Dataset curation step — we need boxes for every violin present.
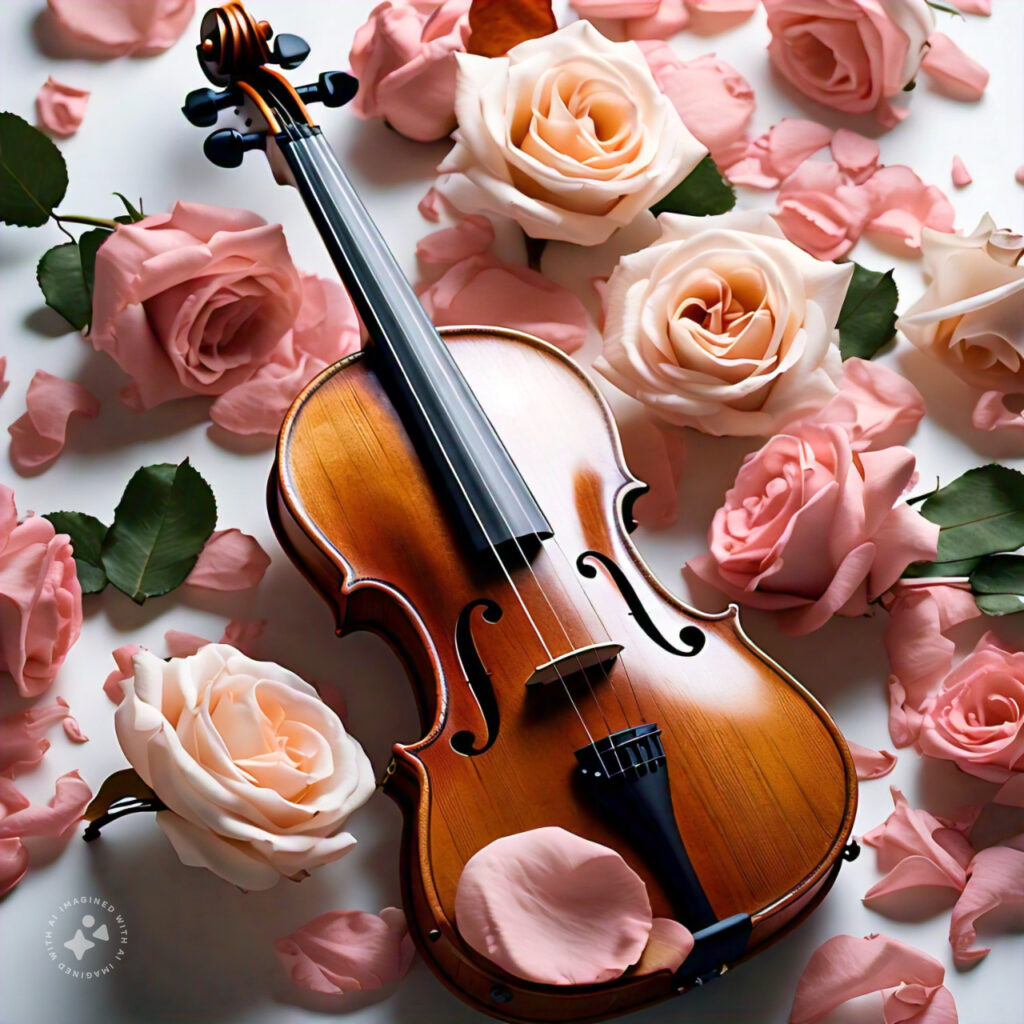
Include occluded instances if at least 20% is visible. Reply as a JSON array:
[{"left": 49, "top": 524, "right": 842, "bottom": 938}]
[{"left": 184, "top": 5, "right": 857, "bottom": 1020}]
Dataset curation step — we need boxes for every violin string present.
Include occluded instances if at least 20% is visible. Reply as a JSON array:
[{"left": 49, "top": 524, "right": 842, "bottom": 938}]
[
  {"left": 280, "top": 117, "right": 616, "bottom": 774},
  {"left": 304, "top": 132, "right": 645, "bottom": 729}
]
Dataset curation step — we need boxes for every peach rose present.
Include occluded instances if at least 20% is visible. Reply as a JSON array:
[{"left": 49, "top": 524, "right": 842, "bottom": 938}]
[
  {"left": 595, "top": 211, "right": 852, "bottom": 437},
  {"left": 916, "top": 634, "right": 1024, "bottom": 787},
  {"left": 46, "top": 0, "right": 195, "bottom": 58},
  {"left": 688, "top": 421, "right": 939, "bottom": 634},
  {"left": 897, "top": 215, "right": 1024, "bottom": 401},
  {"left": 437, "top": 20, "right": 706, "bottom": 246},
  {"left": 0, "top": 486, "right": 82, "bottom": 698},
  {"left": 763, "top": 0, "right": 933, "bottom": 127},
  {"left": 350, "top": 0, "right": 471, "bottom": 143},
  {"left": 91, "top": 202, "right": 305, "bottom": 411},
  {"left": 114, "top": 645, "right": 375, "bottom": 891}
]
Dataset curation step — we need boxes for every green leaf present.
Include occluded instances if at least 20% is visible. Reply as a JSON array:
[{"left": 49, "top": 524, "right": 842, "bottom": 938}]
[
  {"left": 0, "top": 111, "right": 68, "bottom": 227},
  {"left": 43, "top": 511, "right": 109, "bottom": 594},
  {"left": 969, "top": 554, "right": 1024, "bottom": 616},
  {"left": 78, "top": 227, "right": 112, "bottom": 307},
  {"left": 925, "top": 0, "right": 963, "bottom": 18},
  {"left": 112, "top": 193, "right": 145, "bottom": 223},
  {"left": 920, "top": 465, "right": 1024, "bottom": 562},
  {"left": 902, "top": 556, "right": 983, "bottom": 579},
  {"left": 837, "top": 263, "right": 899, "bottom": 360},
  {"left": 101, "top": 460, "right": 217, "bottom": 604},
  {"left": 37, "top": 242, "right": 91, "bottom": 330},
  {"left": 650, "top": 154, "right": 736, "bottom": 218}
]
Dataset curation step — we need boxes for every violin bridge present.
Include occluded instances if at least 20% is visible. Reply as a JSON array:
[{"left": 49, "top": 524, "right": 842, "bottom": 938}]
[{"left": 525, "top": 642, "right": 623, "bottom": 688}]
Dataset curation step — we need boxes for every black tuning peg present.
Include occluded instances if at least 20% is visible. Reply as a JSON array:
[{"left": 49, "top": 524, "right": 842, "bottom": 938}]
[
  {"left": 203, "top": 128, "right": 266, "bottom": 168},
  {"left": 296, "top": 71, "right": 359, "bottom": 109},
  {"left": 270, "top": 33, "right": 310, "bottom": 70},
  {"left": 182, "top": 86, "right": 239, "bottom": 127}
]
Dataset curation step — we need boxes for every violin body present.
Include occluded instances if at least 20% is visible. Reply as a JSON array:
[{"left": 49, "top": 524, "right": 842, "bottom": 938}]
[{"left": 270, "top": 326, "right": 857, "bottom": 1023}]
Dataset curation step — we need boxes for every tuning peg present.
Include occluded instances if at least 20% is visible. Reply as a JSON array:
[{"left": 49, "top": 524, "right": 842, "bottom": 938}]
[
  {"left": 296, "top": 71, "right": 359, "bottom": 109},
  {"left": 270, "top": 33, "right": 310, "bottom": 70},
  {"left": 182, "top": 86, "right": 239, "bottom": 127},
  {"left": 203, "top": 128, "right": 266, "bottom": 168}
]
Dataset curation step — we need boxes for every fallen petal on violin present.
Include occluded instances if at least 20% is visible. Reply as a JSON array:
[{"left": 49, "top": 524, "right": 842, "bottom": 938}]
[
  {"left": 454, "top": 826, "right": 653, "bottom": 985},
  {"left": 632, "top": 917, "right": 694, "bottom": 975},
  {"left": 275, "top": 906, "right": 415, "bottom": 994}
]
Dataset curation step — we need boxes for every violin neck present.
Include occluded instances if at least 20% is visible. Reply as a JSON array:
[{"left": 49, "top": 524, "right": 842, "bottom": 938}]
[{"left": 276, "top": 125, "right": 551, "bottom": 557}]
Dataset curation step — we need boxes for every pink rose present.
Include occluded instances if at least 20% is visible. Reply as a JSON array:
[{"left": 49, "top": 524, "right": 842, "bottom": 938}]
[
  {"left": 763, "top": 0, "right": 934, "bottom": 127},
  {"left": 688, "top": 421, "right": 939, "bottom": 634},
  {"left": 350, "top": 0, "right": 471, "bottom": 143},
  {"left": 917, "top": 634, "right": 1024, "bottom": 787},
  {"left": 90, "top": 202, "right": 304, "bottom": 411},
  {"left": 0, "top": 486, "right": 83, "bottom": 698},
  {"left": 46, "top": 0, "right": 195, "bottom": 58}
]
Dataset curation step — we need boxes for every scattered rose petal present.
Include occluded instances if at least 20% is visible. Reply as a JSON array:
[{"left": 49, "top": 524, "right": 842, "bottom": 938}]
[
  {"left": 726, "top": 119, "right": 834, "bottom": 190},
  {"left": 921, "top": 33, "right": 989, "bottom": 102},
  {"left": 45, "top": 0, "right": 195, "bottom": 58},
  {"left": 789, "top": 933, "right": 954, "bottom": 1024},
  {"left": 862, "top": 787, "right": 974, "bottom": 903},
  {"left": 774, "top": 161, "right": 870, "bottom": 261},
  {"left": 616, "top": 412, "right": 686, "bottom": 529},
  {"left": 949, "top": 836, "right": 1024, "bottom": 966},
  {"left": 0, "top": 701, "right": 70, "bottom": 777},
  {"left": 0, "top": 837, "right": 29, "bottom": 897},
  {"left": 102, "top": 644, "right": 142, "bottom": 704},
  {"left": 951, "top": 156, "right": 972, "bottom": 188},
  {"left": 632, "top": 917, "right": 694, "bottom": 975},
  {"left": 0, "top": 770, "right": 91, "bottom": 840},
  {"left": 8, "top": 371, "right": 100, "bottom": 473},
  {"left": 0, "top": 356, "right": 7, "bottom": 399},
  {"left": 1016, "top": 166, "right": 1024, "bottom": 186},
  {"left": 849, "top": 742, "right": 897, "bottom": 781},
  {"left": 687, "top": 0, "right": 757, "bottom": 27},
  {"left": 56, "top": 698, "right": 88, "bottom": 743},
  {"left": 623, "top": 0, "right": 691, "bottom": 40},
  {"left": 418, "top": 186, "right": 447, "bottom": 222},
  {"left": 416, "top": 216, "right": 495, "bottom": 270},
  {"left": 35, "top": 76, "right": 89, "bottom": 137},
  {"left": 163, "top": 631, "right": 210, "bottom": 659},
  {"left": 956, "top": 0, "right": 989, "bottom": 13},
  {"left": 454, "top": 826, "right": 652, "bottom": 984},
  {"left": 275, "top": 906, "right": 415, "bottom": 994},
  {"left": 973, "top": 392, "right": 1024, "bottom": 432},
  {"left": 220, "top": 619, "right": 265, "bottom": 656},
  {"left": 419, "top": 254, "right": 588, "bottom": 355},
  {"left": 862, "top": 165, "right": 955, "bottom": 250},
  {"left": 186, "top": 529, "right": 271, "bottom": 591},
  {"left": 830, "top": 129, "right": 880, "bottom": 185}
]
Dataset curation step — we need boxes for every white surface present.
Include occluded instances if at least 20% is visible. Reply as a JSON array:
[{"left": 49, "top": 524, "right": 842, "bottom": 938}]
[{"left": 1, "top": 2, "right": 1023, "bottom": 1023}]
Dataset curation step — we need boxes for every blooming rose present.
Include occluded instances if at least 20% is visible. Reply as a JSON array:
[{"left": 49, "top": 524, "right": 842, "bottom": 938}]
[
  {"left": 91, "top": 202, "right": 305, "bottom": 411},
  {"left": 437, "top": 20, "right": 706, "bottom": 246},
  {"left": 688, "top": 421, "right": 939, "bottom": 634},
  {"left": 916, "top": 634, "right": 1024, "bottom": 787},
  {"left": 763, "top": 0, "right": 934, "bottom": 127},
  {"left": 46, "top": 0, "right": 195, "bottom": 58},
  {"left": 349, "top": 0, "right": 471, "bottom": 143},
  {"left": 897, "top": 215, "right": 1024, "bottom": 404},
  {"left": 0, "top": 486, "right": 82, "bottom": 698},
  {"left": 595, "top": 211, "right": 852, "bottom": 437},
  {"left": 114, "top": 644, "right": 375, "bottom": 890}
]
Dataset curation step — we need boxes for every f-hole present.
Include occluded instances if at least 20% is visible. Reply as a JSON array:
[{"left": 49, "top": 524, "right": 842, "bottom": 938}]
[
  {"left": 451, "top": 598, "right": 503, "bottom": 756},
  {"left": 577, "top": 551, "right": 705, "bottom": 657}
]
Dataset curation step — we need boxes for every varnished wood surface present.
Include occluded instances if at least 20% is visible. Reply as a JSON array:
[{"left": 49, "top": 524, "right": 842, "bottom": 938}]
[{"left": 270, "top": 327, "right": 857, "bottom": 1023}]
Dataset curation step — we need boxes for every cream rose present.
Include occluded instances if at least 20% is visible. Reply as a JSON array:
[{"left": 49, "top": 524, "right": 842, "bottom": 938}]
[
  {"left": 897, "top": 215, "right": 1024, "bottom": 398},
  {"left": 437, "top": 20, "right": 706, "bottom": 246},
  {"left": 595, "top": 210, "right": 852, "bottom": 436},
  {"left": 114, "top": 645, "right": 375, "bottom": 890}
]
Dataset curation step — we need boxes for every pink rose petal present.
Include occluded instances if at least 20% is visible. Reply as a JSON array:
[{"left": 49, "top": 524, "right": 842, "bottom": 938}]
[
  {"left": 275, "top": 906, "right": 415, "bottom": 994},
  {"left": 0, "top": 837, "right": 29, "bottom": 897},
  {"left": 625, "top": 0, "right": 690, "bottom": 39},
  {"left": 789, "top": 933, "right": 953, "bottom": 1024},
  {"left": 416, "top": 216, "right": 495, "bottom": 270},
  {"left": 849, "top": 741, "right": 897, "bottom": 780},
  {"left": 727, "top": 119, "right": 834, "bottom": 189},
  {"left": 973, "top": 391, "right": 1024, "bottom": 432},
  {"left": 454, "top": 826, "right": 653, "bottom": 985},
  {"left": 0, "top": 701, "right": 71, "bottom": 777},
  {"left": 632, "top": 917, "right": 694, "bottom": 975},
  {"left": 56, "top": 698, "right": 88, "bottom": 743},
  {"left": 185, "top": 529, "right": 271, "bottom": 591},
  {"left": 956, "top": 0, "right": 989, "bottom": 13},
  {"left": 418, "top": 186, "right": 447, "bottom": 223},
  {"left": 220, "top": 619, "right": 265, "bottom": 656},
  {"left": 419, "top": 254, "right": 588, "bottom": 355},
  {"left": 8, "top": 371, "right": 100, "bottom": 473},
  {"left": 1016, "top": 166, "right": 1024, "bottom": 187},
  {"left": 921, "top": 33, "right": 989, "bottom": 102},
  {"left": 0, "top": 356, "right": 8, "bottom": 399},
  {"left": 0, "top": 770, "right": 91, "bottom": 840},
  {"left": 102, "top": 644, "right": 142, "bottom": 704},
  {"left": 163, "top": 631, "right": 209, "bottom": 659},
  {"left": 862, "top": 166, "right": 956, "bottom": 250},
  {"left": 949, "top": 837, "right": 1024, "bottom": 967},
  {"left": 950, "top": 156, "right": 972, "bottom": 188},
  {"left": 45, "top": 0, "right": 195, "bottom": 58},
  {"left": 616, "top": 412, "right": 686, "bottom": 530},
  {"left": 830, "top": 129, "right": 880, "bottom": 185},
  {"left": 774, "top": 161, "right": 870, "bottom": 261},
  {"left": 35, "top": 76, "right": 89, "bottom": 137}
]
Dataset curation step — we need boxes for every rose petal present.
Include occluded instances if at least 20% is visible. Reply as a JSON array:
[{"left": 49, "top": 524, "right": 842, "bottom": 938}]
[
  {"left": 0, "top": 356, "right": 8, "bottom": 399},
  {"left": 849, "top": 741, "right": 897, "bottom": 780},
  {"left": 416, "top": 216, "right": 495, "bottom": 270},
  {"left": 956, "top": 0, "right": 989, "bottom": 13},
  {"left": 275, "top": 906, "right": 415, "bottom": 994},
  {"left": 163, "top": 631, "right": 211, "bottom": 659},
  {"left": 1016, "top": 166, "right": 1024, "bottom": 187},
  {"left": 949, "top": 838, "right": 1024, "bottom": 966},
  {"left": 454, "top": 826, "right": 653, "bottom": 985},
  {"left": 220, "top": 619, "right": 265, "bottom": 656},
  {"left": 973, "top": 392, "right": 1024, "bottom": 432},
  {"left": 616, "top": 412, "right": 686, "bottom": 530},
  {"left": 186, "top": 529, "right": 271, "bottom": 591},
  {"left": 35, "top": 76, "right": 89, "bottom": 137},
  {"left": 8, "top": 371, "right": 100, "bottom": 473},
  {"left": 789, "top": 933, "right": 950, "bottom": 1024},
  {"left": 418, "top": 186, "right": 447, "bottom": 223},
  {"left": 921, "top": 33, "right": 989, "bottom": 102},
  {"left": 45, "top": 0, "right": 195, "bottom": 58},
  {"left": 830, "top": 129, "right": 880, "bottom": 185},
  {"left": 0, "top": 837, "right": 29, "bottom": 896},
  {"left": 775, "top": 161, "right": 870, "bottom": 261},
  {"left": 102, "top": 644, "right": 143, "bottom": 704},
  {"left": 727, "top": 119, "right": 834, "bottom": 189},
  {"left": 632, "top": 917, "right": 694, "bottom": 975},
  {"left": 862, "top": 166, "right": 956, "bottom": 250},
  {"left": 951, "top": 156, "right": 972, "bottom": 188},
  {"left": 0, "top": 770, "right": 91, "bottom": 840},
  {"left": 0, "top": 701, "right": 71, "bottom": 776},
  {"left": 56, "top": 697, "right": 88, "bottom": 743}
]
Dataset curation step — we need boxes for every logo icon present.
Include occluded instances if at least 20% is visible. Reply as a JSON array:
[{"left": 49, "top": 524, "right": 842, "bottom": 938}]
[{"left": 44, "top": 896, "right": 127, "bottom": 979}]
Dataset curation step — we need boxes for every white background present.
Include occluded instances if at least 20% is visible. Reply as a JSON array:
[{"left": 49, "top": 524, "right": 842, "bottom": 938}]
[{"left": 1, "top": 2, "right": 1023, "bottom": 1023}]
